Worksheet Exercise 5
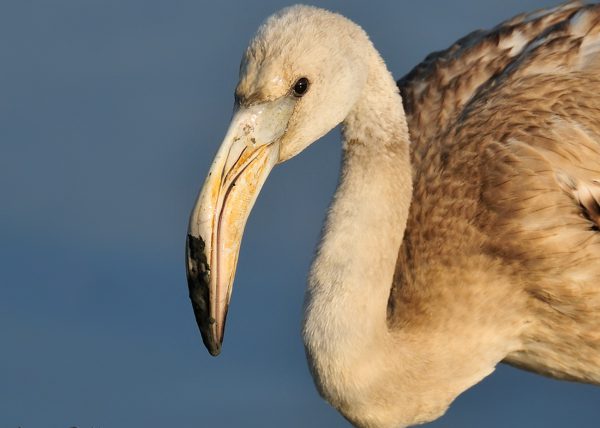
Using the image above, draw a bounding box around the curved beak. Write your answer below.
[186,97,294,356]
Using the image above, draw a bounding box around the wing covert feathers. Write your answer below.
[393,2,600,382]
[398,2,600,148]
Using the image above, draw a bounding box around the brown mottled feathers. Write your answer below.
[398,1,583,148]
[392,2,600,383]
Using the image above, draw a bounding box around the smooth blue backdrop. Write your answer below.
[2,1,599,427]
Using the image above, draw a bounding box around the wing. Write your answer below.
[449,3,600,278]
[396,2,600,382]
[398,1,582,149]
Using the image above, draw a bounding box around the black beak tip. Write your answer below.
[186,233,223,357]
[195,305,223,357]
[207,342,222,357]
[190,298,223,357]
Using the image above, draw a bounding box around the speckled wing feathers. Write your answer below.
[394,2,600,382]
[398,1,583,148]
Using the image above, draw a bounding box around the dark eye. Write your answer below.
[292,77,309,97]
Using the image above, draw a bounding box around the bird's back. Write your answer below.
[392,2,600,383]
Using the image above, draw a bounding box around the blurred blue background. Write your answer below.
[2,0,600,427]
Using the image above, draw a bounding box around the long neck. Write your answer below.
[302,49,522,428]
[302,49,412,401]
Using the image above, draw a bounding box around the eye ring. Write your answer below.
[292,77,309,97]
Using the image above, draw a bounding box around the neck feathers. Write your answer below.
[344,49,410,153]
[302,46,413,417]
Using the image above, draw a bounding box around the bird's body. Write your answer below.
[397,3,600,384]
[187,2,600,427]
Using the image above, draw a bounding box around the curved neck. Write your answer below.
[302,48,412,409]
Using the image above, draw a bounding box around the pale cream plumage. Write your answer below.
[186,2,600,427]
